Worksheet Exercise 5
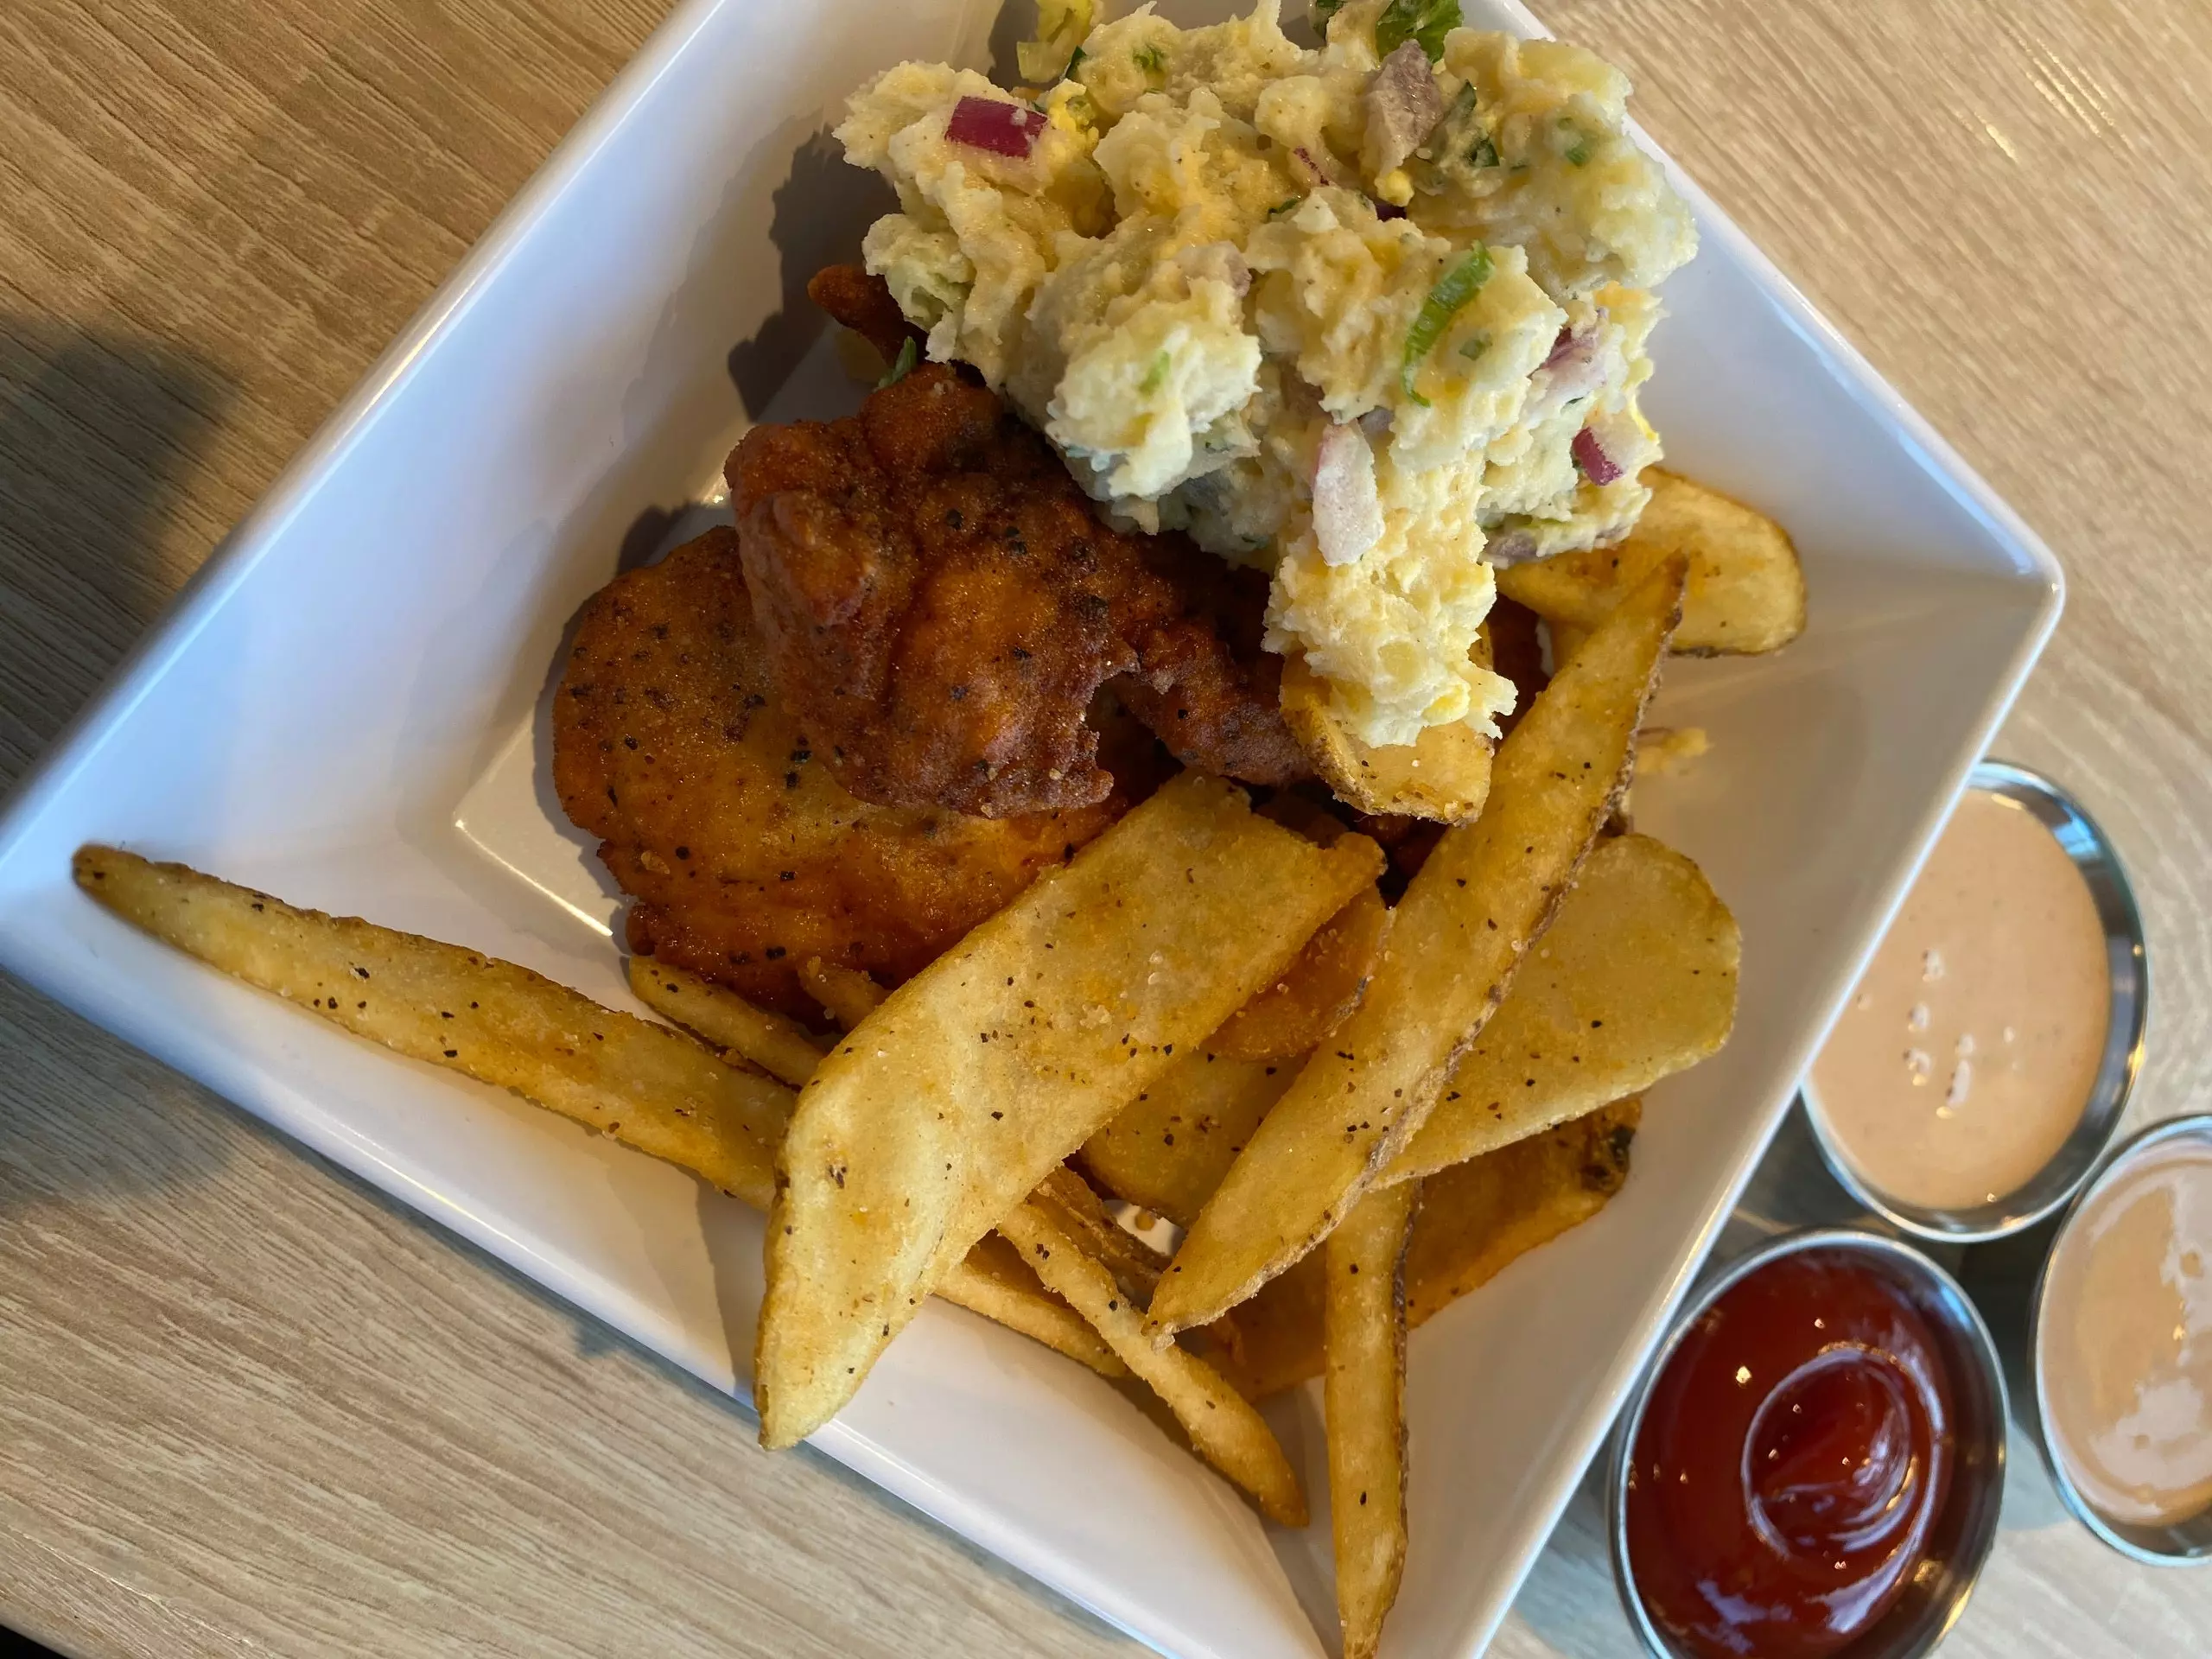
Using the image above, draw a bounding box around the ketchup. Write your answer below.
[1624,1249,1955,1659]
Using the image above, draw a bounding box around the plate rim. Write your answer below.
[0,1,2065,1654]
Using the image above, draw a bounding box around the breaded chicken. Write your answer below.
[806,264,920,365]
[725,269,1308,818]
[553,528,1123,1017]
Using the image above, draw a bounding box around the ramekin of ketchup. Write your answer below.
[1609,1231,2007,1659]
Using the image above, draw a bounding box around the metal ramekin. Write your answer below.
[1801,760,2147,1243]
[1608,1228,2010,1659]
[2024,1113,2212,1566]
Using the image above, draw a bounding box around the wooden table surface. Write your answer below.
[4,1,2210,1654]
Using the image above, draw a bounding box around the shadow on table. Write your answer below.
[0,320,232,791]
[0,322,241,1212]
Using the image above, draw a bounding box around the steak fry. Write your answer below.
[553,528,1121,1018]
[726,268,1308,817]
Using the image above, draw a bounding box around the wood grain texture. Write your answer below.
[3,0,2209,1655]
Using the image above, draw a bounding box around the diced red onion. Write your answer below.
[948,96,1047,158]
[1313,423,1384,567]
[1572,426,1622,486]
[1486,527,1539,566]
[1541,322,1607,401]
[1541,325,1578,370]
[1363,41,1446,178]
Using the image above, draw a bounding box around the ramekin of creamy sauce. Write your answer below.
[1802,762,2145,1242]
[2033,1116,2212,1565]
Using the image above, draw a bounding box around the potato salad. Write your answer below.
[836,0,1694,748]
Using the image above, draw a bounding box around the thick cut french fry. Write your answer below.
[1147,560,1683,1337]
[1384,834,1735,1184]
[801,957,887,1030]
[1033,1166,1170,1300]
[1280,654,1495,824]
[1403,1099,1638,1325]
[1548,620,1593,671]
[75,846,1123,1382]
[1078,1049,1300,1229]
[1221,1101,1642,1399]
[1325,1181,1419,1659]
[997,1198,1307,1526]
[1498,470,1806,655]
[943,1235,1125,1377]
[1207,887,1390,1064]
[628,957,826,1089]
[74,846,789,1207]
[758,774,1384,1448]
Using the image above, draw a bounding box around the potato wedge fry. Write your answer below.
[1383,833,1736,1184]
[613,966,1147,1381]
[1404,1099,1638,1325]
[801,957,887,1031]
[1220,1101,1642,1398]
[1078,1049,1297,1229]
[77,846,1128,1382]
[1147,559,1683,1336]
[942,1235,1125,1377]
[1209,1250,1330,1401]
[628,957,826,1089]
[1325,1180,1418,1659]
[1547,620,1592,672]
[1033,1165,1169,1301]
[1207,887,1389,1063]
[74,846,789,1208]
[1499,470,1806,656]
[758,774,1385,1447]
[1281,654,1495,823]
[998,1198,1307,1526]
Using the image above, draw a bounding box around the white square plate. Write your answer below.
[0,1,2059,1654]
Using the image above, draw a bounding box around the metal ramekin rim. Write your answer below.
[2027,1112,2212,1567]
[1606,1225,2012,1657]
[1801,759,2147,1244]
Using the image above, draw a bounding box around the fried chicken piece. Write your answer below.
[553,528,1122,1018]
[727,269,1308,817]
[1115,556,1308,787]
[807,264,922,366]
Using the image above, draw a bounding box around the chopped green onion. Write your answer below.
[1140,350,1172,394]
[877,337,918,389]
[1457,330,1491,362]
[1376,0,1460,63]
[1133,43,1166,75]
[1400,245,1492,404]
[1431,84,1499,170]
[1560,118,1591,166]
[1268,195,1304,218]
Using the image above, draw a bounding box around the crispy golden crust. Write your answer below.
[728,277,1307,817]
[551,528,1120,1017]
[807,263,922,367]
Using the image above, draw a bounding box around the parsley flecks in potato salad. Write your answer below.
[835,0,1694,749]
